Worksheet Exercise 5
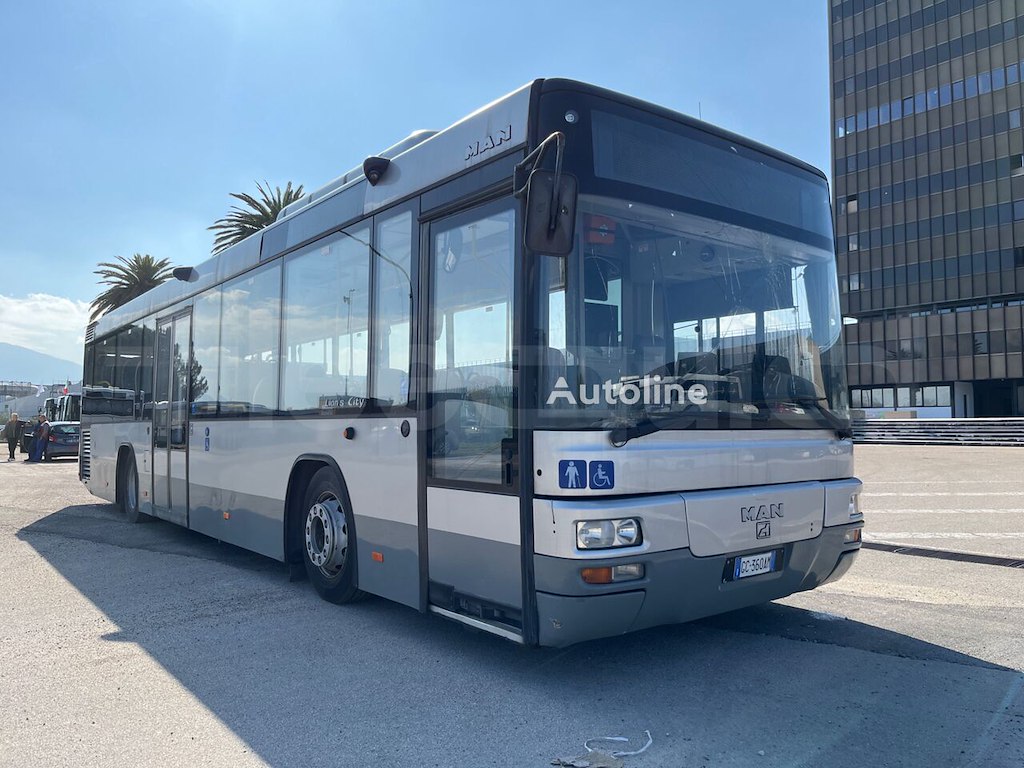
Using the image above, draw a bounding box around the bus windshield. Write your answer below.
[540,194,849,433]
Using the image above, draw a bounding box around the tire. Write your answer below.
[301,467,363,604]
[121,453,148,524]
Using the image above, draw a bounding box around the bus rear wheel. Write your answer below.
[302,467,362,604]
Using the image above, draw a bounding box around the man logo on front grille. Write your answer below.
[740,503,784,522]
[756,521,771,539]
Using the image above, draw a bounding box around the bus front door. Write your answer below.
[152,312,191,526]
[424,202,523,635]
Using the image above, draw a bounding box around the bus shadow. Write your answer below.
[17,504,1022,767]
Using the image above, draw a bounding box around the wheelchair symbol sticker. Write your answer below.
[558,459,587,489]
[589,461,614,490]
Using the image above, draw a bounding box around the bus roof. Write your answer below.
[90,80,537,339]
[89,77,828,340]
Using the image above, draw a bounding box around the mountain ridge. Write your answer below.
[0,342,82,384]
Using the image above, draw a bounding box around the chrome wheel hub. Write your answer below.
[305,496,348,576]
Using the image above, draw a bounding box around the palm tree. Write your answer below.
[90,254,174,321]
[208,180,304,255]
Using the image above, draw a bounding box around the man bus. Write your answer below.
[80,79,862,647]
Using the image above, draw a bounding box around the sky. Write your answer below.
[0,1,831,366]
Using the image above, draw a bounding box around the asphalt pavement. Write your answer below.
[856,445,1024,560]
[0,450,1021,768]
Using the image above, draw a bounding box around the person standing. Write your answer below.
[27,415,50,462]
[4,413,19,461]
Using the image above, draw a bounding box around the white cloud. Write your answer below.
[0,293,90,364]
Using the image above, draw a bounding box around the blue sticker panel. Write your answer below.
[558,459,588,489]
[589,460,615,490]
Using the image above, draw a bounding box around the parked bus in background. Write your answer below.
[79,79,862,647]
[57,393,81,423]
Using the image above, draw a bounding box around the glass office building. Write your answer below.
[830,0,1024,416]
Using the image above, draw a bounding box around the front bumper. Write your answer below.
[534,522,862,647]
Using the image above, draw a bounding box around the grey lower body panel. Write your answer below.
[354,516,420,609]
[187,484,284,561]
[428,529,522,611]
[534,524,862,647]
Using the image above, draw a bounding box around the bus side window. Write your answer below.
[220,263,281,413]
[281,226,371,411]
[372,210,413,406]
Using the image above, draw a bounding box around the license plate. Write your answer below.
[733,550,778,580]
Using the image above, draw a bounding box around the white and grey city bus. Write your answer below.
[80,79,863,647]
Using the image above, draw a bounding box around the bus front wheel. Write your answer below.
[302,467,363,604]
[121,452,148,524]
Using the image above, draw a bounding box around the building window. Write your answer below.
[922,387,938,407]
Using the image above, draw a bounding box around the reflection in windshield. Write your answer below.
[541,196,849,432]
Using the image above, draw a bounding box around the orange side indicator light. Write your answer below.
[581,567,613,584]
[372,551,384,563]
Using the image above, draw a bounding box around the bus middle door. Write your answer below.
[152,311,191,526]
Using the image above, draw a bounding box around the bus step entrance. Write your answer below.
[428,581,523,631]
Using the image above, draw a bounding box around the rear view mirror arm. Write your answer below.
[513,131,565,204]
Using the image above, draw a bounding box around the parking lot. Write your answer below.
[0,447,1022,767]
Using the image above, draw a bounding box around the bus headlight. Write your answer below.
[576,518,643,549]
[615,519,640,545]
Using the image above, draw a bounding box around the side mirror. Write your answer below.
[523,170,577,256]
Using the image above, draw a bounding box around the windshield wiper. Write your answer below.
[608,398,851,448]
[608,410,703,447]
[773,397,853,439]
